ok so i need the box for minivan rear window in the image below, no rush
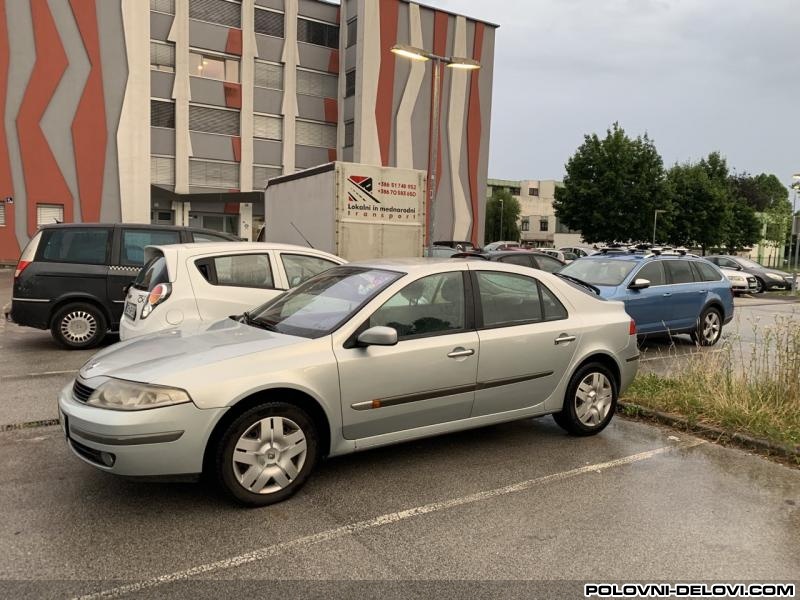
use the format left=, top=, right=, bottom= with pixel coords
left=133, top=254, right=170, bottom=291
left=39, top=228, right=110, bottom=265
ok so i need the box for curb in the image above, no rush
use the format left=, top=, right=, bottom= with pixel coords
left=617, top=401, right=799, bottom=460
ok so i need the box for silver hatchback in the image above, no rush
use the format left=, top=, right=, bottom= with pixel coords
left=59, top=259, right=639, bottom=506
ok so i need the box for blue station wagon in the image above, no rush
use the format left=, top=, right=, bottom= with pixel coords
left=558, top=251, right=734, bottom=345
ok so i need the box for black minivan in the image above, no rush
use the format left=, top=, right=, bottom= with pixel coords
left=11, top=223, right=238, bottom=349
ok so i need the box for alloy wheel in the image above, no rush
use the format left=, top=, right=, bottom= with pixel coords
left=702, top=311, right=721, bottom=344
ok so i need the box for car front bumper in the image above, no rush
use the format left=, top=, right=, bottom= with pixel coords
left=58, top=382, right=226, bottom=477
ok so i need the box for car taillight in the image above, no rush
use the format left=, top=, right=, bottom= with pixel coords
left=140, top=283, right=171, bottom=320
left=629, top=319, right=637, bottom=335
left=14, top=260, right=30, bottom=279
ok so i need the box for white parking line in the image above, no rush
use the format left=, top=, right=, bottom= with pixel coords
left=73, top=439, right=706, bottom=600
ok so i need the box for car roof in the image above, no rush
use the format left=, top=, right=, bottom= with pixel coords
left=147, top=241, right=342, bottom=258
left=577, top=252, right=706, bottom=262
left=457, top=250, right=563, bottom=260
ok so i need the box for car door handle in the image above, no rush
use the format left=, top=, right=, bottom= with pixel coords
left=662, top=293, right=672, bottom=297
left=447, top=348, right=475, bottom=358
left=698, top=290, right=707, bottom=293
left=554, top=334, right=576, bottom=345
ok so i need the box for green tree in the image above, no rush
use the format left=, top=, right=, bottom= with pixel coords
left=723, top=199, right=761, bottom=253
left=553, top=123, right=668, bottom=244
left=484, top=189, right=521, bottom=242
left=730, top=171, right=790, bottom=252
left=667, top=158, right=731, bottom=254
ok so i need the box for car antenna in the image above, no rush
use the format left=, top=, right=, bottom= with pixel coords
left=290, top=222, right=315, bottom=249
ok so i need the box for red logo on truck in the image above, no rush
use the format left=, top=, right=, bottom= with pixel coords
left=347, top=176, right=380, bottom=204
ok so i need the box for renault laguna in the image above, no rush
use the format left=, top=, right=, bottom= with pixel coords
left=59, top=259, right=639, bottom=506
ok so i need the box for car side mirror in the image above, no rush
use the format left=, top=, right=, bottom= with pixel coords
left=357, top=326, right=398, bottom=347
left=629, top=278, right=651, bottom=290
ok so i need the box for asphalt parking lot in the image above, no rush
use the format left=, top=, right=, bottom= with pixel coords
left=0, top=268, right=798, bottom=597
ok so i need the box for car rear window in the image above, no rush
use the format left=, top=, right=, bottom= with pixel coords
left=133, top=253, right=170, bottom=291
left=39, top=228, right=110, bottom=265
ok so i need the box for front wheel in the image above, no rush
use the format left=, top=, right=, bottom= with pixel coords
left=754, top=278, right=765, bottom=294
left=552, top=363, right=617, bottom=436
left=50, top=303, right=107, bottom=349
left=214, top=402, right=318, bottom=507
left=691, top=307, right=722, bottom=346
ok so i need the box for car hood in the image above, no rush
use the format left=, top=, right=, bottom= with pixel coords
left=79, top=319, right=307, bottom=383
left=759, top=268, right=791, bottom=277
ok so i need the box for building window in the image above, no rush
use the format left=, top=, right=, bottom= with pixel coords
left=521, top=217, right=529, bottom=232
left=529, top=187, right=539, bottom=196
left=296, top=120, right=337, bottom=148
left=37, top=204, right=64, bottom=227
left=253, top=114, right=283, bottom=140
left=539, top=218, right=549, bottom=232
left=344, top=120, right=354, bottom=148
left=151, top=100, right=175, bottom=128
left=345, top=69, right=356, bottom=98
left=253, top=165, right=283, bottom=189
left=189, top=159, right=239, bottom=188
left=346, top=18, right=357, bottom=47
left=297, top=68, right=338, bottom=98
left=151, top=156, right=176, bottom=185
left=150, top=0, right=175, bottom=14
left=509, top=187, right=521, bottom=196
left=189, top=104, right=240, bottom=136
left=150, top=41, right=175, bottom=72
left=254, top=61, right=283, bottom=90
left=189, top=0, right=241, bottom=28
left=190, top=51, right=239, bottom=83
left=254, top=7, right=284, bottom=37
left=0, top=202, right=5, bottom=227
left=297, top=17, right=339, bottom=49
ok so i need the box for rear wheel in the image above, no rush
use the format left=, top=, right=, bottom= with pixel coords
left=553, top=362, right=617, bottom=436
left=214, top=402, right=318, bottom=507
left=691, top=307, right=722, bottom=346
left=51, top=303, right=107, bottom=349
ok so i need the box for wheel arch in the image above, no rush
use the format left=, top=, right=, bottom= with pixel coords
left=571, top=351, right=622, bottom=391
left=49, top=294, right=113, bottom=329
left=202, top=387, right=333, bottom=475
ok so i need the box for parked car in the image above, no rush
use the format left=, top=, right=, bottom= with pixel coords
left=482, top=241, right=521, bottom=252
left=11, top=224, right=238, bottom=349
left=537, top=248, right=577, bottom=263
left=559, top=246, right=595, bottom=258
left=558, top=253, right=733, bottom=345
left=59, top=259, right=639, bottom=506
left=120, top=243, right=345, bottom=341
left=705, top=255, right=796, bottom=293
left=434, top=240, right=480, bottom=253
left=720, top=268, right=758, bottom=295
left=452, top=250, right=566, bottom=273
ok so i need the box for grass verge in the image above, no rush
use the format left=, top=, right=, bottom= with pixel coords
left=622, top=315, right=800, bottom=460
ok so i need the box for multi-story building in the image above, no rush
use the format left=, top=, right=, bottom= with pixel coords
left=0, top=0, right=496, bottom=262
left=486, top=178, right=584, bottom=248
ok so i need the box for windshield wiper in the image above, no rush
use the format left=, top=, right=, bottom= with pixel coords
left=555, top=273, right=601, bottom=295
left=233, top=311, right=277, bottom=331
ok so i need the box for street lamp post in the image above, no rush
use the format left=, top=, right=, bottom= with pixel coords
left=652, top=209, right=666, bottom=245
left=499, top=197, right=504, bottom=241
left=791, top=174, right=800, bottom=295
left=391, top=44, right=480, bottom=257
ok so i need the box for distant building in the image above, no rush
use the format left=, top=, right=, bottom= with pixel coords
left=486, top=178, right=584, bottom=247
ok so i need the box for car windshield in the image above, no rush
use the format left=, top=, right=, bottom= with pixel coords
left=245, top=266, right=402, bottom=339
left=559, top=259, right=638, bottom=286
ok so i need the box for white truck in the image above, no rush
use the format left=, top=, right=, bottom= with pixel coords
left=264, top=162, right=427, bottom=261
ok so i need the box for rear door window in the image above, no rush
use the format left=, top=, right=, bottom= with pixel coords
left=476, top=271, right=543, bottom=327
left=196, top=253, right=275, bottom=289
left=664, top=260, right=695, bottom=284
left=39, top=228, right=111, bottom=265
left=121, top=229, right=181, bottom=266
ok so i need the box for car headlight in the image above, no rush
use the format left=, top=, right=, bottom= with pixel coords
left=87, top=379, right=191, bottom=411
left=727, top=274, right=744, bottom=283
left=766, top=273, right=783, bottom=281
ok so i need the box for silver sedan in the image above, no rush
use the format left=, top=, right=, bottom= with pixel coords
left=58, top=259, right=639, bottom=506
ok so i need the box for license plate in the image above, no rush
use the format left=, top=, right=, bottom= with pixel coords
left=124, top=301, right=137, bottom=320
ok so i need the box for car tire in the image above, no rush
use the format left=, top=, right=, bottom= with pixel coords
left=552, top=362, right=618, bottom=436
left=754, top=278, right=765, bottom=294
left=214, top=402, right=318, bottom=507
left=50, top=303, right=107, bottom=350
left=691, top=306, right=723, bottom=346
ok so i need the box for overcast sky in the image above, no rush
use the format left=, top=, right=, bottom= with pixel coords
left=428, top=0, right=800, bottom=190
